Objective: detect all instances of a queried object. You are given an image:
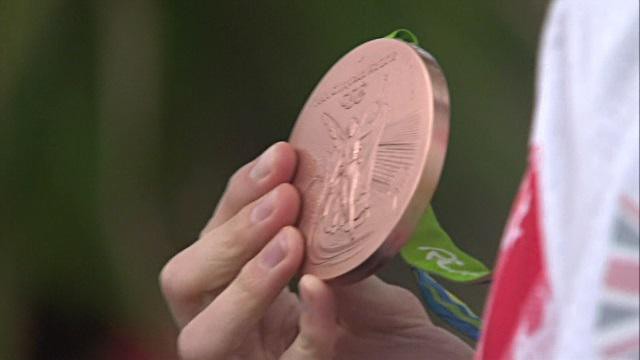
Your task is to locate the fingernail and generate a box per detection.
[251,191,275,223]
[262,230,288,268]
[250,145,276,181]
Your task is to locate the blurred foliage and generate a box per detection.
[1,0,546,358]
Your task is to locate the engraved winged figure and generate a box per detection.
[318,101,387,242]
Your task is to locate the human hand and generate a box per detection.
[160,142,473,359]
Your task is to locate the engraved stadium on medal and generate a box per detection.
[289,38,450,284]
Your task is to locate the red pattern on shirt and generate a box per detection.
[477,155,552,360]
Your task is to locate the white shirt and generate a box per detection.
[478,0,639,358]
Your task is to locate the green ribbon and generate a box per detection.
[401,206,490,283]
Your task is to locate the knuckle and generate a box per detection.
[214,218,248,257]
[159,260,183,300]
[223,164,250,205]
[159,255,196,301]
[233,264,263,301]
[226,167,242,192]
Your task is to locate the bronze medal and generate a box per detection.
[289,38,450,284]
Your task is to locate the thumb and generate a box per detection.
[281,275,338,360]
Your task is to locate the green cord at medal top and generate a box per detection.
[385,29,419,45]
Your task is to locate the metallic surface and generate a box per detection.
[289,38,450,284]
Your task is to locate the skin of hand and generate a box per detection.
[159,142,473,360]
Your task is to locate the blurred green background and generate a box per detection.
[1,0,547,358]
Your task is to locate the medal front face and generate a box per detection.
[289,38,449,283]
